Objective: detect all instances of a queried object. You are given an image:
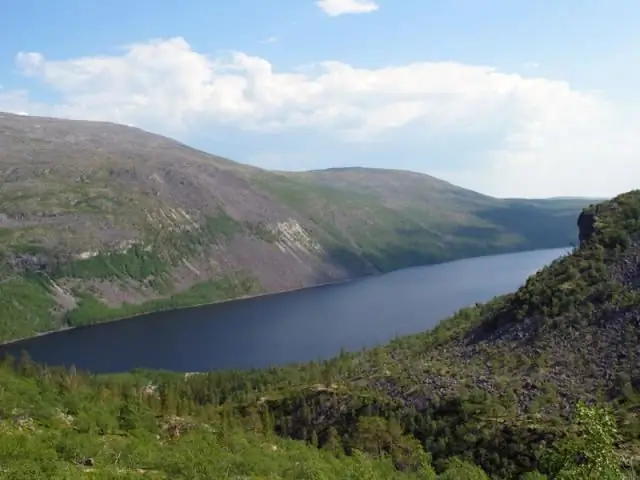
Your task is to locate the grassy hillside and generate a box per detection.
[274,168,592,271]
[2,192,638,478]
[0,112,592,342]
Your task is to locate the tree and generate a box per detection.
[438,458,489,479]
[542,401,626,480]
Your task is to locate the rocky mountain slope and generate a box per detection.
[215,189,640,477]
[3,191,637,479]
[0,112,591,341]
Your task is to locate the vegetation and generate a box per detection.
[0,113,594,344]
[1,191,639,478]
[2,113,635,477]
[0,274,261,341]
[55,246,170,282]
[64,274,262,327]
[0,359,435,479]
[0,275,61,340]
[256,170,592,273]
[0,353,632,479]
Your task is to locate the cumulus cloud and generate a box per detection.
[3,36,639,198]
[316,0,378,16]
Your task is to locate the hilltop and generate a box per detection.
[2,191,638,478]
[0,112,591,341]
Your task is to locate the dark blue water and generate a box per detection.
[0,248,568,374]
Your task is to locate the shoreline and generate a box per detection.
[0,275,363,348]
[0,245,570,349]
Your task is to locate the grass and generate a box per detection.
[0,272,261,341]
[0,276,61,341]
[64,274,262,327]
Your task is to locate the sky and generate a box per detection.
[1,0,639,198]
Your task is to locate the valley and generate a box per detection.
[1,185,638,478]
[0,112,592,342]
[1,1,637,476]
[2,112,637,478]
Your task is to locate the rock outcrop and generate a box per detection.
[577,207,597,244]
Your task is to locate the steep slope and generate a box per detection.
[0,112,590,341]
[2,192,637,479]
[176,190,639,477]
[280,167,594,269]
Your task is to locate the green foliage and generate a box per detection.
[0,273,260,340]
[64,274,262,327]
[161,212,240,259]
[53,213,240,283]
[1,191,639,478]
[244,220,280,243]
[255,172,588,274]
[0,275,61,340]
[0,210,255,340]
[54,245,169,281]
[0,358,469,479]
[520,473,548,480]
[438,458,490,479]
[485,191,640,330]
[544,402,627,479]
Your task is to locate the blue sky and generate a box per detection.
[2,0,639,198]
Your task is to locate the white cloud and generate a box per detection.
[316,0,378,17]
[3,36,639,198]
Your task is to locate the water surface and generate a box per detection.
[0,248,568,373]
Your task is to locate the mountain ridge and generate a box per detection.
[0,111,592,342]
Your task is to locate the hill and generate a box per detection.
[0,112,591,341]
[2,191,638,478]
[221,189,639,477]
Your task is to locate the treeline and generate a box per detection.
[0,352,634,479]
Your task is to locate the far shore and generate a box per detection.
[0,245,571,349]
[0,275,360,348]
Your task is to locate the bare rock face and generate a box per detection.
[10,253,51,272]
[577,208,597,244]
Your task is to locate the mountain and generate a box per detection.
[0,112,591,341]
[222,189,639,477]
[2,191,638,478]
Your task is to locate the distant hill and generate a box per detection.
[0,112,592,341]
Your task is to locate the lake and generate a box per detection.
[0,247,569,374]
